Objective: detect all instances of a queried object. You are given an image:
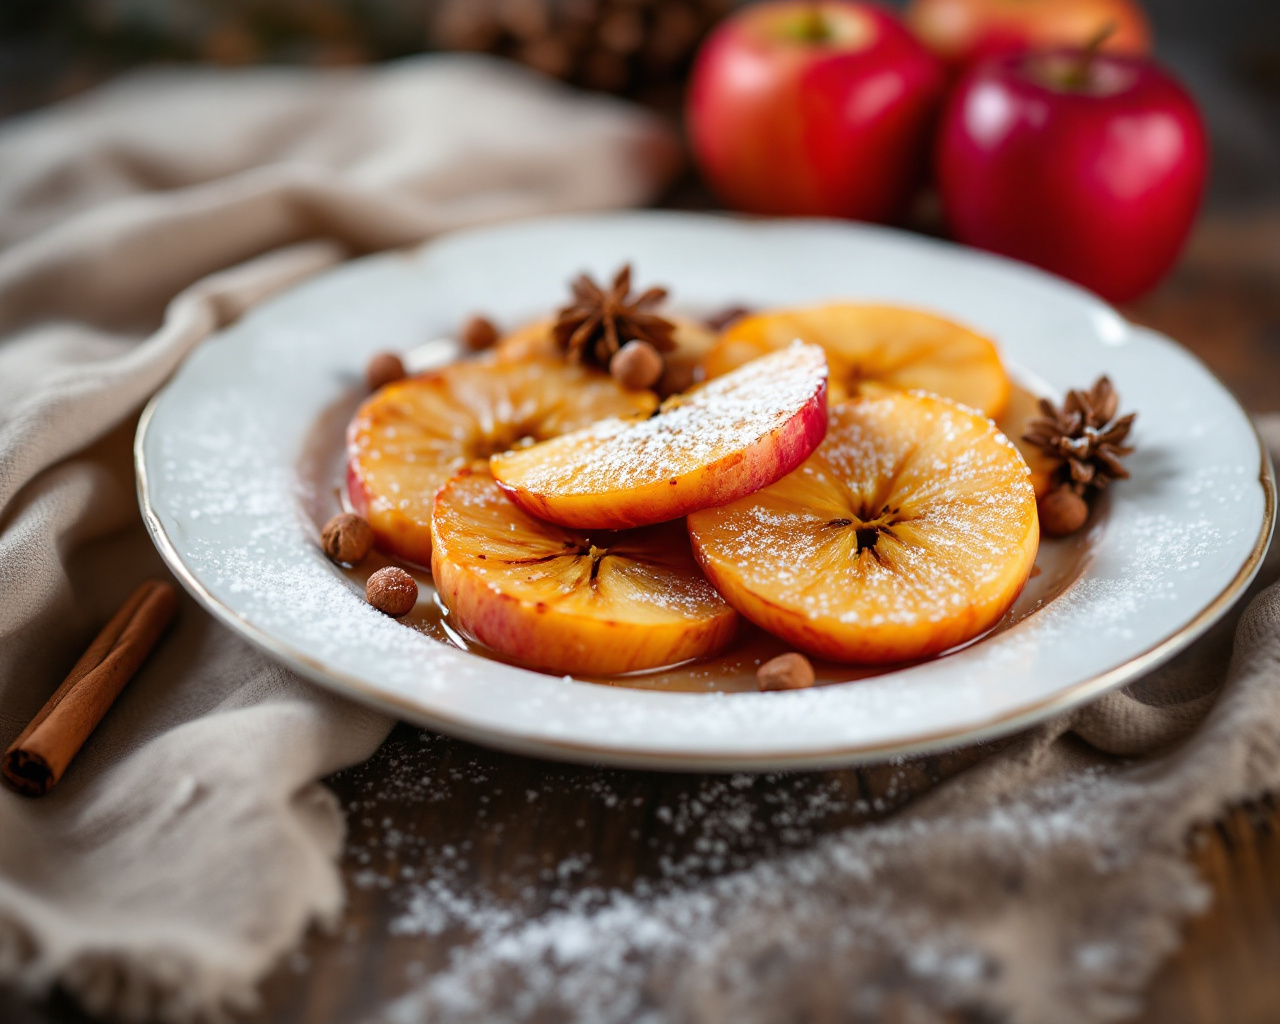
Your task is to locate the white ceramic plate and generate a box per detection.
[136,212,1274,771]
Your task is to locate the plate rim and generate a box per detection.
[134,396,1275,771]
[133,212,1278,771]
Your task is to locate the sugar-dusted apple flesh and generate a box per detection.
[688,391,1039,664]
[347,357,655,565]
[490,343,829,530]
[431,469,739,675]
[704,303,1010,418]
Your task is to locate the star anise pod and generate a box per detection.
[552,264,676,370]
[1023,376,1136,493]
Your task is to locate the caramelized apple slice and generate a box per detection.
[491,318,556,362]
[347,358,655,565]
[688,391,1039,664]
[431,469,739,675]
[704,303,1010,418]
[490,343,829,530]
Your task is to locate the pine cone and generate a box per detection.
[430,0,730,98]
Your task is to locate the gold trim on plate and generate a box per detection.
[134,379,1277,774]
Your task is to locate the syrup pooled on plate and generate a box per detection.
[300,374,1094,694]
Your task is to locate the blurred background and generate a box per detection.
[1,0,1276,208]
[1,0,1277,407]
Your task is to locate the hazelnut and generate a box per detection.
[366,566,418,617]
[1039,483,1089,537]
[366,351,405,390]
[756,652,816,692]
[609,340,664,390]
[462,315,499,352]
[321,513,374,565]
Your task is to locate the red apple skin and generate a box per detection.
[687,1,946,222]
[345,457,430,567]
[906,0,1151,70]
[936,52,1208,304]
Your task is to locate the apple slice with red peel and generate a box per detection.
[688,390,1039,664]
[490,342,829,530]
[431,469,739,675]
[347,357,655,565]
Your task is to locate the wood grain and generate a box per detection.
[1138,801,1280,1024]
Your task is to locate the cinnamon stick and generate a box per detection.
[2,580,178,797]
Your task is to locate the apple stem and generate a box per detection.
[1064,21,1117,88]
[801,3,829,43]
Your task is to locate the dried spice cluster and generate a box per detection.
[549,264,678,390]
[552,264,677,370]
[1023,376,1135,536]
[335,264,1137,682]
[320,511,419,617]
[322,512,374,565]
[366,566,419,617]
[1024,376,1136,493]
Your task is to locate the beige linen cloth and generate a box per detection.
[1,54,1279,1024]
[0,54,678,1021]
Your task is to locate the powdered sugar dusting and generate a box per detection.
[433,470,732,624]
[135,214,1273,1024]
[494,343,827,493]
[330,722,1216,1024]
[690,392,1037,639]
[139,223,1269,767]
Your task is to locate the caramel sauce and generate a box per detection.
[299,380,1093,694]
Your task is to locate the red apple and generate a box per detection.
[686,0,946,222]
[905,0,1151,70]
[936,50,1207,303]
